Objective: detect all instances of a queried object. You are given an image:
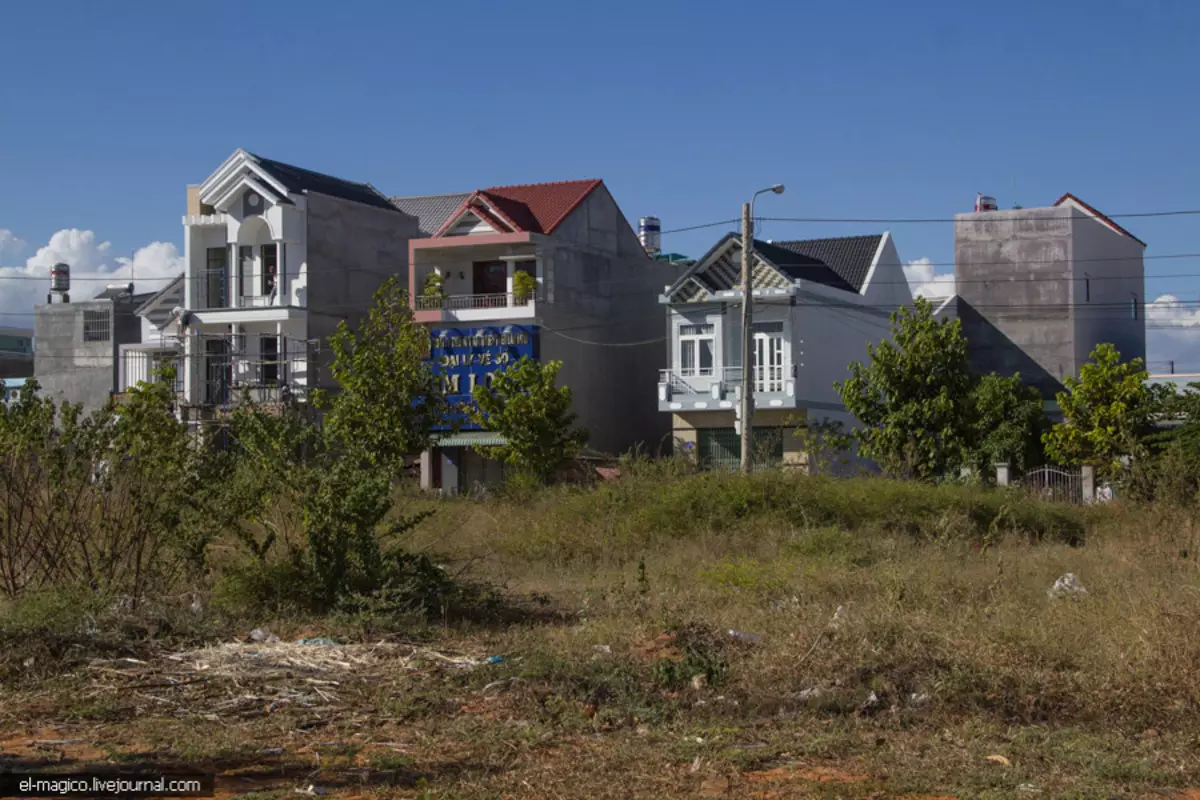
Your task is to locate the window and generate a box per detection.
[1084,275,1090,303]
[1131,294,1139,320]
[83,310,110,342]
[751,322,785,392]
[261,244,277,296]
[205,247,228,308]
[261,336,279,385]
[679,323,715,377]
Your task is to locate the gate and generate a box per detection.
[1021,465,1084,504]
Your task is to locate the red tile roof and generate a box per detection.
[1054,193,1147,247]
[435,179,603,237]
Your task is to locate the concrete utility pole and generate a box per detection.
[740,185,785,474]
[739,202,755,474]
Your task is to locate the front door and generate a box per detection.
[473,261,508,297]
[752,322,785,392]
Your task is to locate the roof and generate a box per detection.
[436,179,603,236]
[434,431,509,448]
[93,284,153,303]
[134,274,185,316]
[389,192,471,236]
[763,235,884,293]
[247,152,397,211]
[1054,193,1147,247]
[666,232,884,302]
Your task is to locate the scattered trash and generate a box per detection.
[1017,784,1040,793]
[909,691,931,705]
[727,629,761,643]
[796,688,824,701]
[250,628,280,644]
[635,725,649,736]
[858,691,881,714]
[1048,573,1088,599]
[693,700,707,707]
[486,655,504,664]
[189,594,203,616]
[259,747,285,756]
[690,755,703,773]
[986,754,1012,767]
[22,656,34,668]
[294,784,328,796]
[691,674,708,691]
[481,677,523,696]
[297,637,336,646]
[830,605,847,630]
[593,644,612,655]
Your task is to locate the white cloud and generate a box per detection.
[0,229,182,329]
[0,229,25,260]
[903,257,955,299]
[1146,293,1200,329]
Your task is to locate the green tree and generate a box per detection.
[469,358,588,483]
[317,277,446,474]
[836,297,975,480]
[969,373,1048,475]
[1043,343,1155,477]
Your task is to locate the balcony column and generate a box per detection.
[183,225,196,309]
[276,241,287,306]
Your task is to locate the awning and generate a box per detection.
[434,431,508,448]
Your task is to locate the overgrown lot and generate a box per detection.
[5,468,1200,799]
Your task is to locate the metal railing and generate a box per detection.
[415,292,536,311]
[659,366,791,395]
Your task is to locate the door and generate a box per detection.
[260,336,279,385]
[473,261,508,298]
[204,339,231,405]
[752,322,785,392]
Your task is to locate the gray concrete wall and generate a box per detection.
[304,192,422,391]
[539,186,679,457]
[33,299,142,415]
[955,207,1075,396]
[1068,210,1146,367]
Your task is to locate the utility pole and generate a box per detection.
[739,184,785,475]
[739,202,755,474]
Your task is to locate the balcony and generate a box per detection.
[414,292,537,322]
[657,366,797,412]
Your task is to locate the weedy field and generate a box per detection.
[4,469,1200,799]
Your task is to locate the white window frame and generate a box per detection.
[750,320,787,393]
[677,321,717,378]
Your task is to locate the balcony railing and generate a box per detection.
[415,293,535,311]
[659,366,794,397]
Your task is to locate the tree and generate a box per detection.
[317,277,446,474]
[969,373,1048,475]
[1043,343,1155,477]
[836,297,975,480]
[468,358,589,483]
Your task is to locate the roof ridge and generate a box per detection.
[482,178,602,192]
[772,234,883,244]
[388,191,471,200]
[247,152,374,189]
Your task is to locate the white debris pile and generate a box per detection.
[1047,573,1088,600]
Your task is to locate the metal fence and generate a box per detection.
[1020,465,1085,504]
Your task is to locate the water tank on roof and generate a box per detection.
[639,216,661,257]
[48,262,70,304]
[975,194,998,212]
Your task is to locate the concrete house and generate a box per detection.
[159,149,438,421]
[412,179,677,493]
[657,233,913,470]
[35,284,153,415]
[948,193,1146,397]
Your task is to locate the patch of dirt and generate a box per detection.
[742,764,869,784]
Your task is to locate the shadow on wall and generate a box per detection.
[957,300,1062,399]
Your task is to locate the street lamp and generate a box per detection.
[740,184,786,474]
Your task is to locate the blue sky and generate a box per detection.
[2,0,1199,365]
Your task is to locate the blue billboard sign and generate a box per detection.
[428,325,539,431]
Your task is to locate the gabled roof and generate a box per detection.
[763,235,884,293]
[248,152,396,211]
[1054,193,1146,247]
[198,149,396,212]
[389,192,471,236]
[135,274,185,316]
[663,233,884,303]
[434,179,603,237]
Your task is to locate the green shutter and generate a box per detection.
[697,428,784,471]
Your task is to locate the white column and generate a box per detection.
[183,225,195,309]
[276,240,287,306]
[230,243,239,309]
